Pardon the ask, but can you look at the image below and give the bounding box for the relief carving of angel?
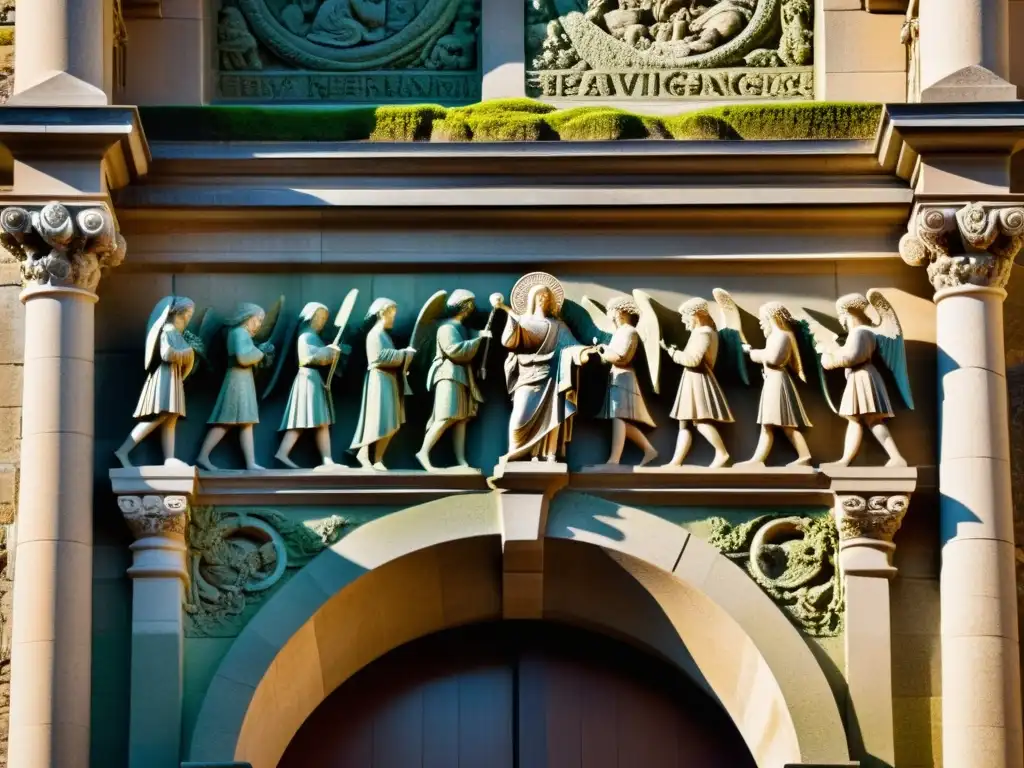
[411,289,490,472]
[115,296,205,468]
[489,272,596,463]
[196,298,287,471]
[735,301,813,468]
[349,298,417,471]
[660,290,749,468]
[805,291,912,468]
[265,291,359,469]
[580,293,659,466]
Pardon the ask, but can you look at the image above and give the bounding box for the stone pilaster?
[117,482,195,768]
[901,203,1024,768]
[1,201,125,768]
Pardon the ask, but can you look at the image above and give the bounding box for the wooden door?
[279,622,755,768]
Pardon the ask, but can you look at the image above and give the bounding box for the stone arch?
[187,496,850,768]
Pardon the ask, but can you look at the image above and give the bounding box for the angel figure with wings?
[814,291,912,468]
[268,294,357,469]
[115,296,203,468]
[412,289,490,472]
[490,272,596,463]
[589,294,659,466]
[349,298,417,470]
[196,301,284,472]
[736,302,813,467]
[660,293,745,469]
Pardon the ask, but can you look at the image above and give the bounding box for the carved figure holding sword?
[266,290,358,469]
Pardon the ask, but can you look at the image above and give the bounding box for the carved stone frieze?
[184,506,352,637]
[707,513,842,636]
[118,494,189,538]
[526,0,814,100]
[899,203,1024,292]
[833,493,909,543]
[0,202,126,292]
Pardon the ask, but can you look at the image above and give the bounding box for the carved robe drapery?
[426,320,484,428]
[280,328,337,431]
[502,313,588,459]
[749,330,811,428]
[597,325,654,427]
[823,327,893,419]
[668,326,733,424]
[350,326,413,449]
[209,327,266,425]
[134,324,195,420]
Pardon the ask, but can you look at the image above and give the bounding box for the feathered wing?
[254,295,284,345]
[182,307,208,381]
[261,311,301,401]
[793,317,840,413]
[409,290,449,390]
[867,289,914,410]
[561,298,611,346]
[197,310,228,376]
[632,290,662,394]
[581,296,616,341]
[711,288,750,386]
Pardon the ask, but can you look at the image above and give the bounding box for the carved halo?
[510,271,565,315]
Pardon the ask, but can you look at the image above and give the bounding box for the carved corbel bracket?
[899,203,1024,292]
[0,201,126,292]
[118,494,189,540]
[832,493,910,579]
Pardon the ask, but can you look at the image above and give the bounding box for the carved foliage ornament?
[118,494,189,538]
[834,493,909,542]
[707,513,842,636]
[0,203,126,292]
[899,204,1024,292]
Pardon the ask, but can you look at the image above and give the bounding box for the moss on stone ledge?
[139,100,883,143]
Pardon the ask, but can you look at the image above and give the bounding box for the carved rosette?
[899,204,1024,292]
[118,494,189,539]
[0,202,126,292]
[834,493,909,543]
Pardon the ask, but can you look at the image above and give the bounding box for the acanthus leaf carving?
[900,203,1024,292]
[0,202,126,292]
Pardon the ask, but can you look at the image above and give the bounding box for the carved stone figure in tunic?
[218,7,263,71]
[490,272,594,463]
[197,304,277,472]
[414,290,490,472]
[677,0,756,55]
[736,302,812,467]
[662,298,734,468]
[274,302,344,469]
[595,296,658,466]
[350,298,416,470]
[817,292,912,468]
[115,296,199,468]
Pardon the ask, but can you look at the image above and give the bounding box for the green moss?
[138,100,884,143]
[0,28,13,47]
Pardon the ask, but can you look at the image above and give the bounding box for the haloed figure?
[275,302,342,469]
[595,296,658,466]
[115,296,197,468]
[197,304,270,471]
[416,290,490,472]
[661,298,733,468]
[736,302,812,467]
[821,294,907,468]
[350,298,416,470]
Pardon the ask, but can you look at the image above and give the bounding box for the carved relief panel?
[526,0,814,100]
[217,0,481,102]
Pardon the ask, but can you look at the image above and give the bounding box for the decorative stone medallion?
[217,0,480,103]
[526,0,813,100]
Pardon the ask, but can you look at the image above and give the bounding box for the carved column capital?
[899,203,1024,292]
[118,494,189,540]
[0,201,126,292]
[834,493,909,543]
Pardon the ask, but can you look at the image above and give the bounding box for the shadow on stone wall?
[1006,268,1024,734]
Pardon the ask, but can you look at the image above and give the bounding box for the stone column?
[480,0,526,100]
[831,480,913,768]
[900,203,1024,768]
[0,203,126,768]
[11,0,112,104]
[917,0,1016,100]
[118,490,193,768]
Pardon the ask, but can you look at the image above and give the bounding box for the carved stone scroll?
[0,202,126,292]
[833,493,909,543]
[899,203,1024,292]
[118,494,190,539]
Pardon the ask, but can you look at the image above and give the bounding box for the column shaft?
[7,286,97,768]
[936,286,1023,768]
[919,0,1009,89]
[480,0,525,100]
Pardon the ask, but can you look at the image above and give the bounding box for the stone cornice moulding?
[899,202,1024,292]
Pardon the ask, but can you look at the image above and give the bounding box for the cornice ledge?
[0,105,151,190]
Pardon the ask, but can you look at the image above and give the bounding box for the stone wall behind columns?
[1005,273,1024,740]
